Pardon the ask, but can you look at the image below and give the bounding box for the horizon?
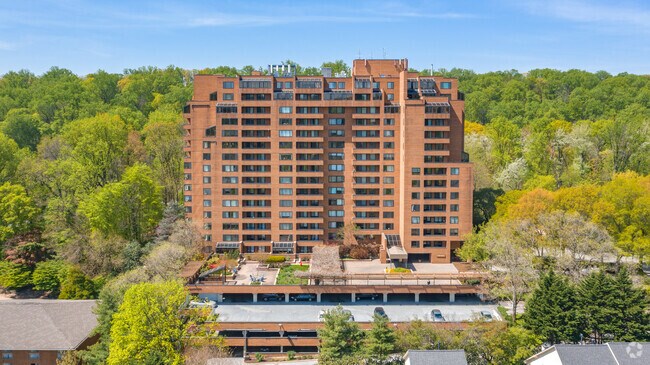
[2,0,650,75]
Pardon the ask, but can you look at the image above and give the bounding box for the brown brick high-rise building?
[183,59,472,263]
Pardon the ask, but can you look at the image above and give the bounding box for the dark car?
[260,294,285,302]
[290,294,316,301]
[374,307,387,318]
[355,293,379,301]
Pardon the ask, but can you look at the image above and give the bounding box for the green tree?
[482,325,542,365]
[0,182,40,242]
[63,113,128,189]
[0,261,32,289]
[79,163,163,243]
[365,314,396,361]
[107,281,187,365]
[32,260,69,292]
[318,305,365,364]
[321,60,350,76]
[0,132,22,183]
[486,117,522,168]
[143,111,184,204]
[524,271,579,344]
[1,109,42,150]
[58,266,97,299]
[608,268,650,341]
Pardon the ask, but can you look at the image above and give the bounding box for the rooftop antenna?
[382,48,386,58]
[358,49,361,59]
[431,64,434,76]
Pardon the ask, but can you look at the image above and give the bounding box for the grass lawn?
[276,265,310,285]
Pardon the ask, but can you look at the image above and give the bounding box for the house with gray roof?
[0,300,98,365]
[524,342,649,365]
[404,350,468,365]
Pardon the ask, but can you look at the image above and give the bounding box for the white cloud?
[0,41,15,50]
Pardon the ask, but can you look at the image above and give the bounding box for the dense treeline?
[1,62,649,364]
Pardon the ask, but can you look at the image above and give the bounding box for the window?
[280,200,293,207]
[329,176,344,183]
[204,188,212,195]
[411,216,420,224]
[280,177,293,184]
[280,223,293,230]
[383,165,394,172]
[450,228,459,236]
[328,82,337,89]
[280,188,293,195]
[328,187,344,194]
[280,211,293,218]
[451,167,460,175]
[412,168,421,175]
[204,211,212,218]
[328,118,345,125]
[451,192,459,199]
[450,216,459,224]
[222,200,238,207]
[450,180,459,187]
[328,210,344,217]
[450,204,459,212]
[223,93,234,100]
[203,200,212,207]
[222,130,238,137]
[383,200,394,207]
[387,93,394,101]
[29,353,40,360]
[3,353,13,360]
[222,165,237,172]
[223,81,234,89]
[279,141,292,148]
[440,81,452,89]
[329,129,344,137]
[387,82,394,89]
[202,165,211,172]
[279,118,292,125]
[205,126,216,136]
[203,141,211,148]
[411,241,420,248]
[384,176,394,184]
[328,164,344,171]
[279,130,293,137]
[411,228,420,236]
[384,130,394,137]
[279,106,292,114]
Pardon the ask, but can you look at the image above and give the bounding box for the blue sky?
[1,0,649,75]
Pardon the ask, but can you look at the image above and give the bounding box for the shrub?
[265,256,286,264]
[287,350,296,360]
[255,352,264,362]
[388,267,411,274]
[59,267,97,299]
[0,261,32,289]
[32,260,69,292]
[225,250,240,260]
[349,246,371,259]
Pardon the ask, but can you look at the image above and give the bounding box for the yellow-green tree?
[79,163,163,243]
[107,281,187,365]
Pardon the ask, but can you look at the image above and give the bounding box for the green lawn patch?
[276,265,310,285]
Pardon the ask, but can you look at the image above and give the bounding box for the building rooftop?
[404,349,468,365]
[525,343,650,364]
[0,299,98,351]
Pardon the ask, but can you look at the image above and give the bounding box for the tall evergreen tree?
[365,313,397,361]
[609,268,650,341]
[524,270,579,344]
[576,271,620,343]
[317,305,365,364]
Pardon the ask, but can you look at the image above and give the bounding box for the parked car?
[431,309,445,322]
[480,311,493,321]
[260,294,284,302]
[355,293,379,301]
[291,294,316,301]
[374,307,387,318]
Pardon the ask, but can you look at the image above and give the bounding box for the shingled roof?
[296,246,343,278]
[0,299,98,351]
